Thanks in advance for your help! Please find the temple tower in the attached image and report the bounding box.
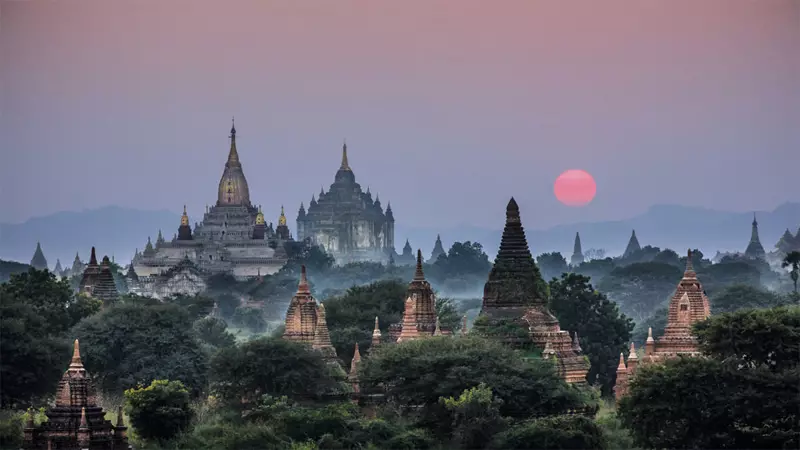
[217,119,251,207]
[406,249,438,333]
[276,206,291,240]
[177,205,193,240]
[396,298,421,343]
[22,340,130,450]
[92,256,119,305]
[283,265,319,343]
[30,242,48,270]
[348,343,362,393]
[570,232,584,266]
[744,213,766,259]
[54,259,64,277]
[623,230,641,258]
[429,234,446,263]
[78,247,101,296]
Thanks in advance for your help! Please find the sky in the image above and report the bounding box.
[1,0,798,230]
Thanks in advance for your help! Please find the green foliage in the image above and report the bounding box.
[710,284,790,314]
[697,260,761,297]
[440,383,506,448]
[435,296,461,332]
[125,380,193,442]
[574,258,616,283]
[549,273,634,396]
[489,415,609,450]
[630,307,666,347]
[192,317,236,352]
[231,306,267,333]
[536,252,569,281]
[283,240,336,274]
[208,337,344,404]
[694,306,800,371]
[432,241,492,278]
[597,262,682,322]
[324,280,407,362]
[0,269,98,407]
[595,412,637,450]
[782,251,800,294]
[165,294,215,320]
[618,357,799,449]
[360,336,594,425]
[0,408,46,449]
[470,315,530,343]
[0,259,31,283]
[72,303,209,396]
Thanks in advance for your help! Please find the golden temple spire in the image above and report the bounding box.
[278,205,287,226]
[255,206,265,225]
[226,117,240,167]
[180,205,189,226]
[340,139,350,170]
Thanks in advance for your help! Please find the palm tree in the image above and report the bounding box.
[781,251,800,295]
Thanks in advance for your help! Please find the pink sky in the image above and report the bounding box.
[1,0,798,229]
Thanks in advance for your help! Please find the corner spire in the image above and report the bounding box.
[617,352,627,370]
[296,265,310,294]
[628,341,638,360]
[371,316,382,348]
[226,118,240,167]
[70,339,83,369]
[89,247,98,266]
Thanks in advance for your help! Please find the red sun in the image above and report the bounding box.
[554,169,597,207]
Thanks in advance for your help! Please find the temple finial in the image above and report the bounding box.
[617,352,626,370]
[70,339,83,368]
[628,341,638,360]
[89,247,98,265]
[297,265,310,294]
[227,118,239,165]
[413,249,425,280]
[340,139,350,170]
[646,327,654,342]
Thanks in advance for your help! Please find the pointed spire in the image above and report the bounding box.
[296,265,311,294]
[433,317,442,336]
[683,249,697,278]
[340,139,350,170]
[89,247,98,266]
[623,229,641,257]
[350,342,361,373]
[70,339,84,369]
[646,327,654,343]
[372,316,382,347]
[79,407,88,429]
[226,117,240,167]
[628,342,638,360]
[572,331,582,353]
[278,205,287,226]
[461,315,468,336]
[617,352,627,371]
[30,241,48,270]
[413,249,425,281]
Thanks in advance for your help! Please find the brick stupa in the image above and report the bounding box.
[22,340,130,450]
[475,197,588,383]
[389,249,449,342]
[283,265,318,343]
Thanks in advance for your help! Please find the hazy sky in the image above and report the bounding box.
[1,0,798,230]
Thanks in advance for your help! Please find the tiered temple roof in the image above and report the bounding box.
[78,247,101,296]
[22,340,130,450]
[282,265,318,343]
[744,213,766,259]
[93,256,120,305]
[615,250,711,400]
[476,198,588,383]
[30,242,48,270]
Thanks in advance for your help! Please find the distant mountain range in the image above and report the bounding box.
[1,203,798,269]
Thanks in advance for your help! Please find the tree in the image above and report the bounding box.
[489,415,609,450]
[652,248,681,267]
[596,262,682,322]
[697,261,761,297]
[439,383,505,449]
[193,317,236,351]
[583,248,606,261]
[694,306,800,372]
[72,303,209,395]
[208,337,344,404]
[124,379,193,442]
[324,280,407,362]
[283,239,336,274]
[573,258,616,283]
[231,306,267,333]
[710,284,790,314]
[630,307,667,347]
[359,336,594,427]
[0,269,98,407]
[782,251,800,295]
[536,252,569,281]
[432,241,492,278]
[165,293,215,320]
[618,357,799,449]
[549,274,634,396]
[435,296,462,333]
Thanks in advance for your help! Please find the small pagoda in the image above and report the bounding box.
[22,340,130,450]
[474,197,588,383]
[388,249,450,342]
[283,265,319,343]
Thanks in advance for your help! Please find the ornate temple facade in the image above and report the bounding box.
[296,142,395,265]
[614,250,711,400]
[22,340,130,450]
[132,122,291,288]
[474,198,589,384]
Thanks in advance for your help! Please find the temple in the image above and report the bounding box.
[296,141,395,264]
[30,242,48,271]
[776,227,800,255]
[570,232,584,266]
[132,121,291,293]
[623,230,641,258]
[387,250,450,342]
[744,213,766,260]
[78,248,119,305]
[474,198,588,383]
[428,235,446,263]
[614,249,712,400]
[22,340,130,450]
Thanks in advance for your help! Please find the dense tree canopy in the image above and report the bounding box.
[72,302,208,396]
[596,262,682,322]
[710,284,790,314]
[536,252,569,281]
[549,273,634,396]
